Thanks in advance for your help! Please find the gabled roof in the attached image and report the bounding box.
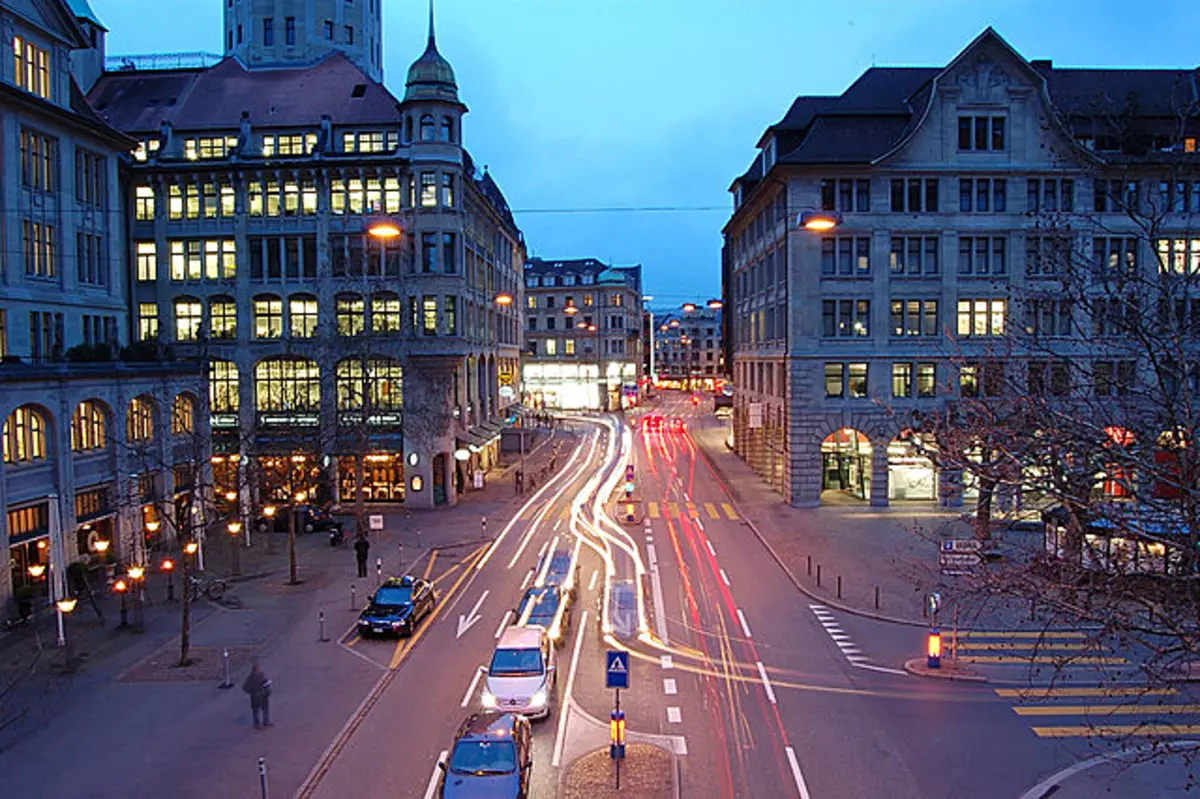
[66,0,104,29]
[88,52,401,135]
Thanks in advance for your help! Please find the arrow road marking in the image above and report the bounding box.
[457,590,489,638]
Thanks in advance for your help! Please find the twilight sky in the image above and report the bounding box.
[91,0,1200,308]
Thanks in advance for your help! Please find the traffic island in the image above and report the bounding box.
[564,743,674,799]
[904,657,988,683]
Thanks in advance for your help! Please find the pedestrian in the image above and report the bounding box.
[354,534,370,578]
[514,469,523,496]
[242,661,272,729]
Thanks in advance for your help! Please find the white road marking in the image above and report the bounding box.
[830,633,851,641]
[667,706,682,723]
[552,609,589,767]
[706,540,716,557]
[785,746,813,799]
[695,518,704,532]
[493,610,512,639]
[737,609,753,638]
[661,655,673,670]
[720,569,731,587]
[423,750,449,799]
[588,569,599,592]
[461,666,484,708]
[852,662,909,677]
[845,654,869,662]
[648,543,669,644]
[553,518,562,533]
[519,568,535,590]
[663,678,677,695]
[756,661,777,704]
[456,590,489,639]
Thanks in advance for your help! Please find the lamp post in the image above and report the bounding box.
[287,491,306,585]
[127,564,145,631]
[262,504,277,554]
[228,520,243,577]
[161,557,177,602]
[55,596,77,668]
[642,296,655,395]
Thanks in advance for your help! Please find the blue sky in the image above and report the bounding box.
[91,0,1200,308]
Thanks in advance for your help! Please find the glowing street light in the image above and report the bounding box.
[494,293,513,307]
[706,299,723,310]
[161,557,177,602]
[367,218,402,239]
[27,563,47,579]
[682,302,697,312]
[798,209,843,232]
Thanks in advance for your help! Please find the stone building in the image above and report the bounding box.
[725,28,1200,507]
[1,0,206,610]
[655,305,723,390]
[88,8,523,509]
[224,0,383,82]
[522,258,643,410]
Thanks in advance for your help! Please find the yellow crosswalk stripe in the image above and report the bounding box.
[996,687,1178,699]
[958,631,1087,639]
[1015,704,1200,717]
[1034,723,1200,739]
[667,502,680,518]
[961,655,1128,665]
[705,502,720,519]
[958,642,1089,651]
[722,503,739,520]
[647,502,660,519]
[686,502,699,518]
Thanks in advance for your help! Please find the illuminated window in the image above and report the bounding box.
[171,394,195,435]
[442,174,455,207]
[135,186,155,220]
[336,358,403,411]
[127,396,155,443]
[174,297,203,341]
[204,239,237,280]
[220,184,236,217]
[545,339,558,356]
[13,36,51,100]
[210,297,237,339]
[422,296,438,336]
[3,406,47,464]
[956,299,1007,337]
[254,358,321,412]
[210,360,240,412]
[565,339,576,355]
[71,400,107,452]
[337,294,365,336]
[289,295,318,338]
[372,293,402,333]
[420,172,437,207]
[136,242,157,282]
[254,295,283,339]
[138,303,158,341]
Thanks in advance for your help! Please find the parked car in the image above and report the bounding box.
[256,503,341,534]
[539,548,579,599]
[482,626,557,720]
[437,712,532,799]
[357,576,435,637]
[515,585,570,645]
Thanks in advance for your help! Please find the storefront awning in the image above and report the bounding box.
[457,431,488,452]
[478,421,503,438]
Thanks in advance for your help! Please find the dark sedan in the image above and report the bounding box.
[516,585,570,645]
[357,576,435,637]
[438,712,531,799]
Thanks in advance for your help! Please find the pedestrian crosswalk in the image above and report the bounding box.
[950,630,1128,666]
[645,501,739,521]
[995,685,1200,739]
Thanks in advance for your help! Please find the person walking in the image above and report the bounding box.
[242,662,272,729]
[514,469,524,496]
[354,535,370,578]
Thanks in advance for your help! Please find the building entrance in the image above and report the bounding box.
[821,429,871,501]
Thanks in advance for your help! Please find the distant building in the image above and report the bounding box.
[654,305,724,390]
[88,6,523,509]
[522,259,643,410]
[1,0,205,610]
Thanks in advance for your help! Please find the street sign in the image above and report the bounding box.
[605,650,630,689]
[939,539,982,576]
[368,514,384,531]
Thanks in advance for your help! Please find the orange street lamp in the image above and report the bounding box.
[228,520,243,576]
[161,558,177,602]
[184,541,199,555]
[27,563,47,579]
[93,539,111,554]
[494,293,514,307]
[706,299,723,310]
[564,305,578,315]
[225,490,238,504]
[682,302,697,312]
[367,218,402,239]
[799,209,843,232]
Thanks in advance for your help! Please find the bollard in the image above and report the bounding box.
[807,555,812,576]
[319,607,328,642]
[258,756,269,799]
[837,575,842,600]
[481,516,488,539]
[376,557,382,585]
[350,584,357,611]
[874,585,880,610]
[816,564,822,587]
[219,648,232,689]
[399,543,404,575]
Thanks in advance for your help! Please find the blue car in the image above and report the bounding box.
[438,712,532,798]
[357,576,435,637]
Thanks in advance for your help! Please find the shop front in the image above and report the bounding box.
[821,429,872,500]
[256,454,322,505]
[522,363,601,410]
[8,501,50,604]
[74,484,116,561]
[337,453,406,503]
[887,434,937,501]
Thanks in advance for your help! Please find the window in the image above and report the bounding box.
[564,338,576,355]
[345,25,354,45]
[1024,298,1071,338]
[13,36,51,100]
[0,310,6,358]
[1156,239,1200,275]
[3,407,47,463]
[824,363,844,398]
[127,397,155,443]
[336,358,403,412]
[1093,237,1138,276]
[441,117,454,142]
[848,363,868,398]
[820,299,870,337]
[324,20,333,39]
[442,233,457,273]
[1094,180,1140,213]
[173,297,203,341]
[286,295,318,339]
[956,299,1007,337]
[372,293,402,333]
[445,296,457,335]
[171,395,195,435]
[957,116,1005,151]
[958,236,1007,275]
[820,236,871,276]
[185,136,238,160]
[20,129,56,192]
[336,295,365,336]
[889,178,939,212]
[819,179,870,212]
[422,296,438,336]
[21,221,56,278]
[420,172,437,207]
[75,149,106,207]
[254,296,283,339]
[545,339,558,356]
[959,363,1005,397]
[1094,298,1136,337]
[889,236,939,275]
[210,297,237,339]
[135,186,155,220]
[263,17,274,46]
[210,360,240,412]
[285,16,295,46]
[1028,360,1071,396]
[527,317,537,331]
[1025,236,1071,277]
[420,114,435,141]
[421,233,438,272]
[892,363,913,398]
[441,174,455,207]
[138,303,159,341]
[76,232,106,286]
[890,299,939,336]
[254,358,320,412]
[1094,360,1136,397]
[71,401,107,453]
[958,178,1006,212]
[1027,178,1074,213]
[916,363,936,398]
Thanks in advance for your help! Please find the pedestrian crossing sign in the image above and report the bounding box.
[606,650,630,689]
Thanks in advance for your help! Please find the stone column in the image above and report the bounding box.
[790,428,823,508]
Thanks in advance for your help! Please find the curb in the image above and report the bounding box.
[691,432,927,629]
[903,657,988,683]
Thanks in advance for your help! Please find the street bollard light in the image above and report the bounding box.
[114,578,130,628]
[319,607,328,642]
[481,516,488,539]
[228,520,243,577]
[350,583,357,611]
[927,626,942,669]
[376,557,382,585]
[219,648,233,689]
[55,597,78,669]
[258,756,269,799]
[128,564,146,631]
[162,558,177,602]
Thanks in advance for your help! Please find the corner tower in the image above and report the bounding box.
[399,2,466,146]
[224,0,383,81]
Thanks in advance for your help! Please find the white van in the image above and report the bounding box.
[482,626,557,720]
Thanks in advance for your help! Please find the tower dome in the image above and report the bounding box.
[405,2,459,103]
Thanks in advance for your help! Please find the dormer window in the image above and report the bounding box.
[263,134,316,157]
[133,139,161,162]
[13,35,51,100]
[764,138,777,170]
[185,136,238,160]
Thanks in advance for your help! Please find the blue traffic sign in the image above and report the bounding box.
[605,650,630,689]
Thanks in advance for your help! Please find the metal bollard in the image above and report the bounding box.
[219,648,232,689]
[258,756,269,799]
[319,608,328,642]
[837,575,842,600]
[874,585,880,610]
[807,555,812,576]
[481,516,488,539]
[399,542,405,575]
[816,564,822,587]
[350,584,357,611]
[376,557,382,585]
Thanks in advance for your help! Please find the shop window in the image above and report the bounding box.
[71,400,107,452]
[336,358,403,411]
[127,396,155,443]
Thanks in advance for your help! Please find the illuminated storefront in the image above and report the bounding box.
[338,453,406,503]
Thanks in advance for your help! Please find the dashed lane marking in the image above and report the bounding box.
[667,707,682,723]
[808,604,908,677]
[647,502,660,519]
[737,609,753,638]
[704,502,720,519]
[664,678,677,695]
[721,503,739,520]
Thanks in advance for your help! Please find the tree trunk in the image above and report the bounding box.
[975,475,995,540]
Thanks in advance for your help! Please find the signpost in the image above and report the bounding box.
[606,650,630,787]
[368,514,384,532]
[939,539,982,576]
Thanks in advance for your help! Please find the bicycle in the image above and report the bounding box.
[188,574,227,601]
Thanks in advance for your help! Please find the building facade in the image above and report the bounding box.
[654,305,724,390]
[88,11,523,510]
[725,28,1200,507]
[1,0,206,610]
[522,258,642,410]
[224,0,383,82]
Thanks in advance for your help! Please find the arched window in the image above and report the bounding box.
[372,292,402,334]
[210,296,237,339]
[419,114,435,142]
[3,406,47,464]
[336,293,365,336]
[289,294,319,338]
[336,358,403,411]
[127,396,155,443]
[210,360,240,413]
[174,296,203,341]
[71,400,107,452]
[255,358,320,412]
[440,116,453,142]
[171,394,195,435]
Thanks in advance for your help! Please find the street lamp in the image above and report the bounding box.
[798,209,843,232]
[706,299,723,310]
[287,492,307,585]
[367,217,402,240]
[262,504,277,554]
[642,296,656,390]
[113,577,130,628]
[127,564,146,631]
[161,557,177,602]
[682,302,697,312]
[228,520,243,577]
[577,321,602,411]
[55,596,78,668]
[494,293,513,307]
